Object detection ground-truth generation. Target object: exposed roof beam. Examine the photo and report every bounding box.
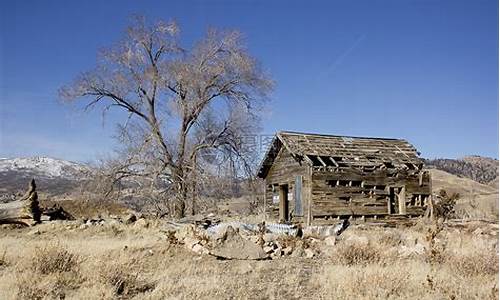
[316,156,327,167]
[328,157,339,167]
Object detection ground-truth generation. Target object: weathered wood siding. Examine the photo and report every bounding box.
[310,168,431,218]
[264,147,308,219]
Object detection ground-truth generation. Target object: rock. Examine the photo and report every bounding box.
[134,218,149,228]
[283,247,293,256]
[263,233,277,243]
[304,248,315,259]
[175,225,197,241]
[184,237,201,249]
[78,224,88,230]
[263,246,274,254]
[192,244,209,255]
[27,229,41,235]
[324,236,336,246]
[275,240,284,249]
[107,219,121,227]
[210,226,267,260]
[124,213,137,224]
[291,247,305,258]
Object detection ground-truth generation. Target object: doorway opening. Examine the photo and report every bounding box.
[279,184,289,221]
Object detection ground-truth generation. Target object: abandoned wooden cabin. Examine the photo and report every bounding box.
[257,131,432,225]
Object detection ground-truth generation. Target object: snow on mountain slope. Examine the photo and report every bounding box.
[0,157,88,179]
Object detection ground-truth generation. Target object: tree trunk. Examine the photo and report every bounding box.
[174,180,187,219]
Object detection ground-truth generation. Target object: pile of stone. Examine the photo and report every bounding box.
[78,212,149,229]
[162,220,350,260]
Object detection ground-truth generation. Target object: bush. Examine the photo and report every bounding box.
[98,256,155,297]
[424,222,447,265]
[434,190,459,219]
[30,244,80,274]
[16,245,82,299]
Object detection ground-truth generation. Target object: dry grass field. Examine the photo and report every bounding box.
[0,217,497,300]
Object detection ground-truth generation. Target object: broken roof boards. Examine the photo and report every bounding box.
[257,131,431,225]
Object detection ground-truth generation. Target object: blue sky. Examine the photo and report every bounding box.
[0,0,498,162]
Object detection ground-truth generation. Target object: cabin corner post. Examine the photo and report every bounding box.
[306,166,313,226]
[428,170,434,219]
[263,181,267,221]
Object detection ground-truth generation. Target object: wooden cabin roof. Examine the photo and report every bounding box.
[257,131,423,178]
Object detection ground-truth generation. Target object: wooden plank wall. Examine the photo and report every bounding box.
[264,147,308,220]
[310,168,431,218]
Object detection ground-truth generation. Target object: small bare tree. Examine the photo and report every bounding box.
[61,16,273,217]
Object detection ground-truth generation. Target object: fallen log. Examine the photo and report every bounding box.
[0,179,41,226]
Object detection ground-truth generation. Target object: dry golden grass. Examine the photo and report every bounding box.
[0,219,497,300]
[331,241,384,266]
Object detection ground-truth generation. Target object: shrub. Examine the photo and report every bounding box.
[434,189,459,220]
[424,222,447,265]
[98,256,155,297]
[16,245,82,300]
[30,244,80,274]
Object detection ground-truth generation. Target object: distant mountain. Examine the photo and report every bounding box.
[424,156,498,184]
[0,157,88,199]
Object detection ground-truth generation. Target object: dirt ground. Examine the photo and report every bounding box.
[0,217,498,300]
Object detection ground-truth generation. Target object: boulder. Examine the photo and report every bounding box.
[304,248,315,259]
[263,246,274,254]
[291,247,305,258]
[263,233,278,243]
[210,226,267,260]
[192,244,209,255]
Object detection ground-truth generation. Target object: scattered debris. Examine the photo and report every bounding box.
[163,218,350,260]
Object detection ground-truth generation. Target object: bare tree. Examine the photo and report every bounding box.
[61,16,273,217]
